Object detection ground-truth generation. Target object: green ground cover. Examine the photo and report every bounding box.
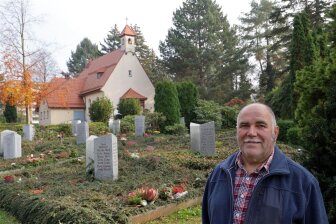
[0,129,298,223]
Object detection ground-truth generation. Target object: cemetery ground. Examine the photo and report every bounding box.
[0,126,299,223]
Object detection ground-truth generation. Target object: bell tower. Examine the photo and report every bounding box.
[120,24,136,53]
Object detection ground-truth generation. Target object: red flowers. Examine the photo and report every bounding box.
[3,175,14,183]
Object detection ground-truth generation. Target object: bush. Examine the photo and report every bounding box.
[164,124,187,135]
[144,112,166,133]
[277,119,295,142]
[193,99,222,130]
[89,97,113,124]
[176,81,198,127]
[154,80,180,129]
[286,127,302,146]
[221,106,238,129]
[117,99,141,117]
[120,115,135,133]
[89,122,109,136]
[4,103,17,123]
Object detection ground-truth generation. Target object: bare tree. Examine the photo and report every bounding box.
[0,0,52,123]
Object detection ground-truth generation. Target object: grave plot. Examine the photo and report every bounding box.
[0,132,239,223]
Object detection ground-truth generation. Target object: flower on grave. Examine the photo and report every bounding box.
[144,133,150,137]
[153,130,160,134]
[4,175,14,183]
[130,153,140,159]
[174,191,188,199]
[139,187,158,203]
[31,189,44,195]
[127,140,137,146]
[127,191,142,205]
[172,184,185,194]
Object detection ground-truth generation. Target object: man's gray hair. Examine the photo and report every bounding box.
[236,103,278,128]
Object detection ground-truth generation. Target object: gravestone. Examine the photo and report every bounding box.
[76,122,89,144]
[3,132,22,159]
[23,124,35,141]
[112,120,121,135]
[190,121,215,156]
[0,130,15,156]
[86,135,97,172]
[108,119,113,130]
[180,117,185,125]
[135,115,145,137]
[72,120,81,136]
[94,133,118,180]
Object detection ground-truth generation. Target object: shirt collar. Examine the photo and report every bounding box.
[235,150,274,173]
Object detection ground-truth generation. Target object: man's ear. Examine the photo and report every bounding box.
[273,126,279,141]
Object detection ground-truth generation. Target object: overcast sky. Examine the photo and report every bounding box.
[29,0,251,72]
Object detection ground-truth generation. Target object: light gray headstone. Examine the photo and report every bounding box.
[180,117,185,125]
[76,122,89,144]
[190,121,216,156]
[86,135,97,172]
[72,120,81,136]
[135,115,145,137]
[0,130,15,156]
[94,133,118,180]
[23,124,35,141]
[4,132,22,159]
[112,120,121,135]
[108,119,113,130]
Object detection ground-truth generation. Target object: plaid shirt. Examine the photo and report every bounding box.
[233,151,274,224]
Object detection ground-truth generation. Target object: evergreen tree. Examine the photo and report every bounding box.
[4,102,17,123]
[154,80,180,129]
[159,0,249,101]
[176,81,198,127]
[66,38,102,76]
[100,24,121,54]
[239,0,284,97]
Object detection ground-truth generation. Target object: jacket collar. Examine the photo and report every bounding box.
[219,146,290,175]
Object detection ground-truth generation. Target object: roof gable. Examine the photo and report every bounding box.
[121,88,147,100]
[120,25,137,37]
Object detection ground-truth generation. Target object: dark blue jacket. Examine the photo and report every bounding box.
[202,146,328,224]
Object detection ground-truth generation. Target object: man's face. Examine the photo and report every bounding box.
[236,104,279,164]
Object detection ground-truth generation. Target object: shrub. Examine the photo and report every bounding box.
[120,115,135,133]
[176,81,198,127]
[4,103,17,123]
[89,97,113,124]
[164,123,187,135]
[154,80,180,129]
[144,112,166,133]
[221,106,238,129]
[277,119,295,142]
[224,98,245,107]
[193,99,222,130]
[286,127,302,146]
[117,99,141,117]
[89,122,109,136]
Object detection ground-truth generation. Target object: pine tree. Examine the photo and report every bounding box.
[159,0,249,101]
[66,38,102,76]
[100,24,121,54]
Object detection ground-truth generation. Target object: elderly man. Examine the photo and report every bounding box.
[202,103,328,224]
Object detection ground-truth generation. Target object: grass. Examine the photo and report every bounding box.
[0,209,20,224]
[148,205,202,224]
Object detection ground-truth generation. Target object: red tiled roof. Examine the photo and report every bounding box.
[120,88,147,100]
[43,49,125,108]
[80,49,124,95]
[119,25,137,37]
[45,77,86,108]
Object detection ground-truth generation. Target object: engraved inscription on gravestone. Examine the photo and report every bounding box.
[94,134,118,180]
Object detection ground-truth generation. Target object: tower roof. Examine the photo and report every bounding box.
[119,25,137,37]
